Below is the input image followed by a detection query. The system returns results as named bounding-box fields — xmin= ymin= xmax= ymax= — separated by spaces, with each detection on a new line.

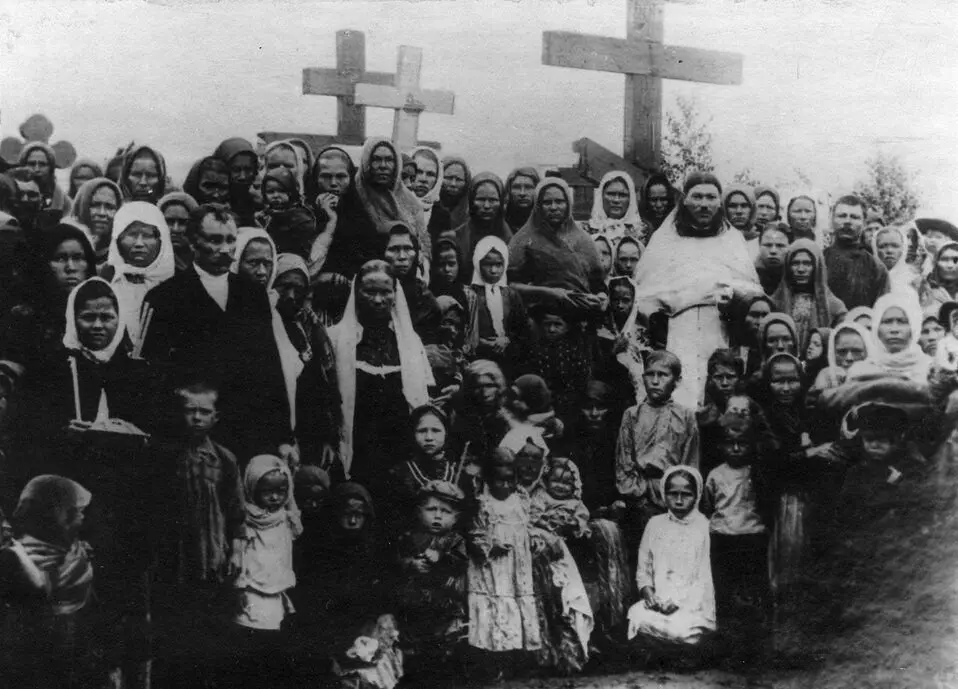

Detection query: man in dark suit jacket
xmin=141 ymin=204 xmax=291 ymax=462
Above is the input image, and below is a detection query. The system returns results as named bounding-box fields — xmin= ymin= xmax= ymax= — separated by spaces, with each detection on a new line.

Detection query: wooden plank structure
xmin=258 ymin=29 xmax=448 ymax=154
xmin=542 ymin=0 xmax=743 ymax=174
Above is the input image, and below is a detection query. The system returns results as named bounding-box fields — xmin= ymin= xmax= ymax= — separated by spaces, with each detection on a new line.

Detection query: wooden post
xmin=625 ymin=0 xmax=664 ymax=170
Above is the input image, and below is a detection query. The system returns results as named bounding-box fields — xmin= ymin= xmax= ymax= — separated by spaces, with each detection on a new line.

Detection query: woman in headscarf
xmin=809 ymin=321 xmax=874 ymax=392
xmin=410 ymin=146 xmax=451 ymax=243
xmin=770 ymin=239 xmax=847 ymax=352
xmin=310 ymin=145 xmax=355 ymax=286
xmin=723 ymin=184 xmax=759 ymax=257
xmin=785 ymin=193 xmax=824 ymax=243
xmin=69 ymin=177 xmax=123 ymax=267
xmin=384 ymin=222 xmax=442 ymax=344
xmin=613 ymin=235 xmax=643 ymax=279
xmin=158 ymin=191 xmax=198 ymax=272
xmin=847 ymin=293 xmax=932 ymax=385
xmin=507 ymin=178 xmax=606 ymax=312
xmin=919 ymin=241 xmax=958 ymax=314
xmin=503 ymin=166 xmax=540 ymax=234
xmin=325 ymin=138 xmax=430 ymax=282
xmin=753 ymin=186 xmax=780 ymax=227
xmin=182 ymin=156 xmax=230 ymax=207
xmin=119 ymin=144 xmax=167 ymax=204
xmin=439 ymin=155 xmax=472 ymax=230
xmin=746 ymin=312 xmax=800 ymax=403
xmin=873 ymin=224 xmax=921 ymax=300
xmin=213 ymin=137 xmax=260 ymax=225
xmin=447 ymin=172 xmax=513 ymax=283
xmin=328 ymin=260 xmax=433 ymax=498
xmin=0 ymin=475 xmax=98 ymax=686
xmin=68 ymin=158 xmax=103 ymax=199
xmin=595 ymin=275 xmax=652 ymax=404
xmin=17 ymin=142 xmax=72 ymax=214
xmin=103 ymin=201 xmax=175 ymax=345
xmin=638 ymin=172 xmax=679 ymax=240
xmin=584 ymin=171 xmax=643 ymax=247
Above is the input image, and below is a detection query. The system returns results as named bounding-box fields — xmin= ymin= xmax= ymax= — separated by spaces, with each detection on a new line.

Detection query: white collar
xmin=194 ymin=262 xmax=229 ymax=282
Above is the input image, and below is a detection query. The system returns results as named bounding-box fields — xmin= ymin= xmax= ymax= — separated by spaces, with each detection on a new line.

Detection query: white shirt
xmin=703 ymin=463 xmax=766 ymax=536
xmin=194 ymin=262 xmax=229 ymax=311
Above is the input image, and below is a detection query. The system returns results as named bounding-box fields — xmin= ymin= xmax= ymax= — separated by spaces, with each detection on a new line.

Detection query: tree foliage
xmin=853 ymin=152 xmax=921 ymax=224
xmin=732 ymin=167 xmax=763 ymax=188
xmin=660 ymin=95 xmax=715 ymax=183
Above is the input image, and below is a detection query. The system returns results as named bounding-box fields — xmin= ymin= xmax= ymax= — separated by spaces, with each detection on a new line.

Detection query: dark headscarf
xmin=503 ymin=166 xmax=540 ymax=233
xmin=182 ymin=157 xmax=230 ymax=205
xmin=119 ymin=144 xmax=167 ymax=203
xmin=447 ymin=172 xmax=512 ymax=282
xmin=440 ymin=155 xmax=473 ymax=229
xmin=638 ymin=172 xmax=679 ymax=234
xmin=213 ymin=137 xmax=256 ymax=166
xmin=17 ymin=142 xmax=71 ymax=213
xmin=68 ymin=158 xmax=104 ymax=198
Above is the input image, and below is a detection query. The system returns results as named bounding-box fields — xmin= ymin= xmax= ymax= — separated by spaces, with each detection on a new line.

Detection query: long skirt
xmin=769 ymin=490 xmax=807 ymax=599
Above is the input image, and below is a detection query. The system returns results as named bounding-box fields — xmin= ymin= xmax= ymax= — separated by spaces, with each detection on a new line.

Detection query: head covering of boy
xmin=418 ymin=479 xmax=465 ymax=507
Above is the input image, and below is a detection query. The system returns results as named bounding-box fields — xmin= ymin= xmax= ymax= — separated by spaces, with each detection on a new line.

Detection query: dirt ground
xmin=460 ymin=455 xmax=958 ymax=689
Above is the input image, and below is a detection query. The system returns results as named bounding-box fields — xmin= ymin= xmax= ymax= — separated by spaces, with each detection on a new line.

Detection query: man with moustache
xmin=824 ymin=194 xmax=890 ymax=309
xmin=632 ymin=171 xmax=762 ymax=408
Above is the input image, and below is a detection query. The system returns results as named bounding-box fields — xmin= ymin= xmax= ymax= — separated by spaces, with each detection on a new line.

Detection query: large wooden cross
xmin=542 ymin=0 xmax=743 ymax=173
xmin=258 ymin=30 xmax=448 ymax=154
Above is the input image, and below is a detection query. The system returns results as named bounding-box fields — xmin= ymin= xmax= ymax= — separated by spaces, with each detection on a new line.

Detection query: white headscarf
xmin=471 ymin=235 xmax=509 ymax=338
xmin=872 ymin=225 xmax=920 ymax=302
xmin=231 ymin=227 xmax=278 ymax=288
xmin=63 ymin=277 xmax=127 ymax=364
xmin=329 ymin=266 xmax=434 ymax=478
xmin=826 ymin=321 xmax=875 ymax=371
xmin=589 ymin=171 xmax=641 ymax=247
xmin=107 ymin=201 xmax=174 ymax=344
xmin=849 ymin=292 xmax=931 ymax=384
xmin=411 ymin=146 xmax=443 ymax=224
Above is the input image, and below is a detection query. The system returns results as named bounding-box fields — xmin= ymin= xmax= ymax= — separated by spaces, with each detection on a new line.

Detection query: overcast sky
xmin=2 ymin=0 xmax=956 ymax=218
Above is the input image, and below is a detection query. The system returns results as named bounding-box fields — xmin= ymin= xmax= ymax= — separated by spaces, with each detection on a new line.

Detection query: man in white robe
xmin=633 ymin=172 xmax=763 ymax=409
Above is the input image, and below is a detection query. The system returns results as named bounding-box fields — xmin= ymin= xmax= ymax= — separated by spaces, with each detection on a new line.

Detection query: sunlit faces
xmin=919 ymin=318 xmax=946 ymax=357
xmin=806 ymin=330 xmax=824 ymax=361
xmin=683 ymin=183 xmax=721 ymax=226
xmin=615 ymin=240 xmax=641 ymax=277
xmin=876 ymin=306 xmax=911 ymax=353
xmin=754 ymin=192 xmax=778 ymax=224
xmin=478 ymin=249 xmax=505 ymax=284
xmin=788 ymin=197 xmax=816 ymax=233
xmin=831 ymin=203 xmax=865 ymax=244
xmin=88 ymin=185 xmax=120 ymax=248
xmin=725 ymin=192 xmax=753 ymax=230
xmin=664 ymin=472 xmax=696 ymax=520
xmin=384 ymin=231 xmax=417 ymax=279
xmin=414 ymin=411 xmax=446 ymax=458
xmin=758 ymin=229 xmax=789 ymax=267
xmin=413 ymin=153 xmax=439 ymax=199
xmin=417 ymin=496 xmax=459 ymax=535
xmin=49 ymin=239 xmax=90 ymax=293
xmin=642 ymin=358 xmax=678 ymax=404
xmin=473 ymin=182 xmax=501 ymax=222
xmin=539 ymin=185 xmax=569 ymax=228
xmin=434 ymin=247 xmax=459 ymax=285
xmin=179 ymin=390 xmax=219 ymax=436
xmin=24 ymin=149 xmax=51 ymax=179
xmin=936 ymin=246 xmax=958 ymax=284
xmin=228 ymin=153 xmax=257 ymax=192
xmin=238 ymin=239 xmax=274 ymax=287
xmin=191 ymin=214 xmax=237 ymax=276
xmin=254 ymin=470 xmax=289 ymax=512
xmin=509 ymin=174 xmax=536 ymax=209
xmin=198 ymin=167 xmax=229 ymax=205
xmin=356 ymin=270 xmax=395 ymax=323
xmin=442 ymin=163 xmax=467 ymax=199
xmin=646 ymin=184 xmax=670 ymax=219
xmin=163 ymin=203 xmax=190 ymax=251
xmin=744 ymin=300 xmax=771 ymax=339
xmin=709 ymin=364 xmax=739 ymax=403
xmin=764 ymin=322 xmax=795 ymax=356
xmin=875 ymin=229 xmax=904 ymax=270
xmin=833 ymin=330 xmax=867 ymax=369
xmin=127 ymin=152 xmax=161 ymax=202
xmin=788 ymin=250 xmax=815 ymax=288
xmin=75 ymin=296 xmax=119 ymax=351
xmin=602 ymin=178 xmax=630 ymax=220
xmin=117 ymin=220 xmax=161 ymax=268
xmin=317 ymin=152 xmax=351 ymax=196
xmin=768 ymin=358 xmax=802 ymax=405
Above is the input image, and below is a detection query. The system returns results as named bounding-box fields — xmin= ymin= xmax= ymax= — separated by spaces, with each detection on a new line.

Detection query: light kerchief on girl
xmin=63 ymin=277 xmax=126 ymax=364
xmin=471 ymin=235 xmax=510 ymax=338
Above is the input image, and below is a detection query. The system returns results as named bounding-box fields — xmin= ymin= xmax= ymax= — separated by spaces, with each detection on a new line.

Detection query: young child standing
xmin=467 ymin=448 xmax=542 ymax=657
xmin=627 ymin=466 xmax=715 ymax=648
xmin=616 ymin=350 xmax=700 ymax=548
xmin=470 ymin=236 xmax=528 ymax=373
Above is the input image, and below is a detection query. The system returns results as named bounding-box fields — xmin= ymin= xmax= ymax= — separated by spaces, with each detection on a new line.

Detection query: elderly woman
xmin=508 ymin=178 xmax=606 ymax=313
xmin=69 ymin=177 xmax=123 ymax=267
xmin=584 ymin=171 xmax=643 ymax=247
xmin=328 ymin=260 xmax=433 ymax=497
xmin=770 ymin=239 xmax=847 ymax=352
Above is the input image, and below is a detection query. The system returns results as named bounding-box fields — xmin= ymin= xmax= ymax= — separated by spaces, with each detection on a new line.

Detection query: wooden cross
xmin=0 ymin=113 xmax=77 ymax=168
xmin=354 ymin=45 xmax=455 ymax=151
xmin=542 ymin=0 xmax=743 ymax=173
xmin=258 ymin=29 xmax=444 ymax=154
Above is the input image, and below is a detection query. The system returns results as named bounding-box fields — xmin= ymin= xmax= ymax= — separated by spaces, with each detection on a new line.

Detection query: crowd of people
xmin=0 ymin=132 xmax=954 ymax=688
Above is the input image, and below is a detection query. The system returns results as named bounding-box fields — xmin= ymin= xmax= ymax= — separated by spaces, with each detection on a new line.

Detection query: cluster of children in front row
xmin=0 ymin=342 xmax=915 ymax=688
